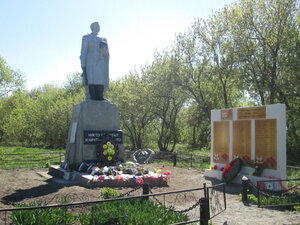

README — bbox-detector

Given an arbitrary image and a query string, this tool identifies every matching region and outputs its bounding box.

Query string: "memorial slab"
[205,104,286,190]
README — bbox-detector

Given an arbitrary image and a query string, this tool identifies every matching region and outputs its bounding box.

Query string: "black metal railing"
[0,152,64,168]
[257,178,300,208]
[129,151,210,169]
[0,183,226,225]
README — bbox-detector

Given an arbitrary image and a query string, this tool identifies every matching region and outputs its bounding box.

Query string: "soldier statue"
[80,22,109,100]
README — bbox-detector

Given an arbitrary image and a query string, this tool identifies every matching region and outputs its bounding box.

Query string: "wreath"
[222,158,243,184]
[97,138,118,165]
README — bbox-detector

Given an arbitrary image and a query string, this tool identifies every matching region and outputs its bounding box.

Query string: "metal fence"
[125,150,210,169]
[257,178,300,208]
[0,152,64,168]
[0,183,226,225]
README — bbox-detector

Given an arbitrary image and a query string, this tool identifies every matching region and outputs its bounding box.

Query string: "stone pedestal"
[65,100,125,168]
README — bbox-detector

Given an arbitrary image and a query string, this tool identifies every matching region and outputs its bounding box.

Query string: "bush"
[99,187,118,199]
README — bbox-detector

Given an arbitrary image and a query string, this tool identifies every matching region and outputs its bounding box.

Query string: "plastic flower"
[97,175,105,182]
[258,182,266,190]
[108,156,112,161]
[225,164,231,169]
[136,177,144,185]
[116,175,123,181]
[213,165,218,170]
[222,154,228,161]
[103,150,108,155]
[210,165,214,170]
[163,171,171,176]
[265,182,274,190]
[242,155,251,164]
[213,154,219,162]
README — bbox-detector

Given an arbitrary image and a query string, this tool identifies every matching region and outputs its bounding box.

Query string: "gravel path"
[211,192,300,225]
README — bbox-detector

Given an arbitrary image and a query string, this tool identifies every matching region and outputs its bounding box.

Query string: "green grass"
[240,193,300,212]
[287,167,300,180]
[11,199,188,225]
[0,146,64,168]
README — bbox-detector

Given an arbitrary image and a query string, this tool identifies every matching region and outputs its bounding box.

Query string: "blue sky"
[0,0,235,90]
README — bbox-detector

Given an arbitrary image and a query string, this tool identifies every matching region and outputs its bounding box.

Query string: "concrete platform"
[204,169,285,191]
[49,165,168,188]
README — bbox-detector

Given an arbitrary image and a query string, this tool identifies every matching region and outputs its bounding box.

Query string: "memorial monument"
[64,22,125,170]
[204,104,286,190]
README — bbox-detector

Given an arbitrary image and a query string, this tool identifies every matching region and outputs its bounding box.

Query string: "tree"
[0,56,24,98]
[227,0,299,104]
[107,71,155,150]
[146,51,187,152]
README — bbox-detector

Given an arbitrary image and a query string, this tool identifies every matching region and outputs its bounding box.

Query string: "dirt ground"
[0,164,300,225]
[0,164,207,207]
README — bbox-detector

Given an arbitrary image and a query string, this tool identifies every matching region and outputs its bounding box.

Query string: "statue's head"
[90,22,100,34]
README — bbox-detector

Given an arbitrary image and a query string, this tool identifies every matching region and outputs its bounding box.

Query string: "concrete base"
[205,169,285,191]
[49,165,168,188]
[65,100,125,168]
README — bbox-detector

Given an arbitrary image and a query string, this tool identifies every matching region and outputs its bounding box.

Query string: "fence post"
[173,154,177,167]
[257,181,260,207]
[200,183,209,225]
[142,183,149,201]
[60,152,62,163]
[242,176,249,202]
[190,154,193,167]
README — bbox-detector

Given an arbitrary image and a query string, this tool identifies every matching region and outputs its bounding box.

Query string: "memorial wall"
[207,104,286,181]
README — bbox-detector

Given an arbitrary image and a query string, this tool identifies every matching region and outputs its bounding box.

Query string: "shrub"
[99,187,119,199]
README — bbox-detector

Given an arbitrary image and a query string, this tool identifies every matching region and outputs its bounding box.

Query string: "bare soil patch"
[0,164,299,225]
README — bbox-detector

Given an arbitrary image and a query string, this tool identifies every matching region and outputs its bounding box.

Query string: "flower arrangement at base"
[250,159,267,176]
[89,162,171,185]
[98,139,118,166]
[222,158,243,184]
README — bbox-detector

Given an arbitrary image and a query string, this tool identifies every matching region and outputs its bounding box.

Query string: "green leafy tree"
[107,72,155,150]
[145,51,187,152]
[0,56,24,98]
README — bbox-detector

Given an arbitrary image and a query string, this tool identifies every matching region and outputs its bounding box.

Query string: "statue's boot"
[98,85,105,101]
[85,86,91,100]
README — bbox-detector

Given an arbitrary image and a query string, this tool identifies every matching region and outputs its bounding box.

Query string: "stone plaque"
[238,106,266,120]
[255,119,277,169]
[213,121,229,164]
[221,109,233,120]
[84,130,123,145]
[233,120,251,165]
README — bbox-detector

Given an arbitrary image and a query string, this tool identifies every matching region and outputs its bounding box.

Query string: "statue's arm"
[80,36,88,84]
[80,36,88,67]
[101,38,110,58]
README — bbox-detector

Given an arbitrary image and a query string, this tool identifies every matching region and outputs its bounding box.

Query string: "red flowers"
[222,154,229,161]
[242,155,251,164]
[163,171,171,176]
[258,182,266,190]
